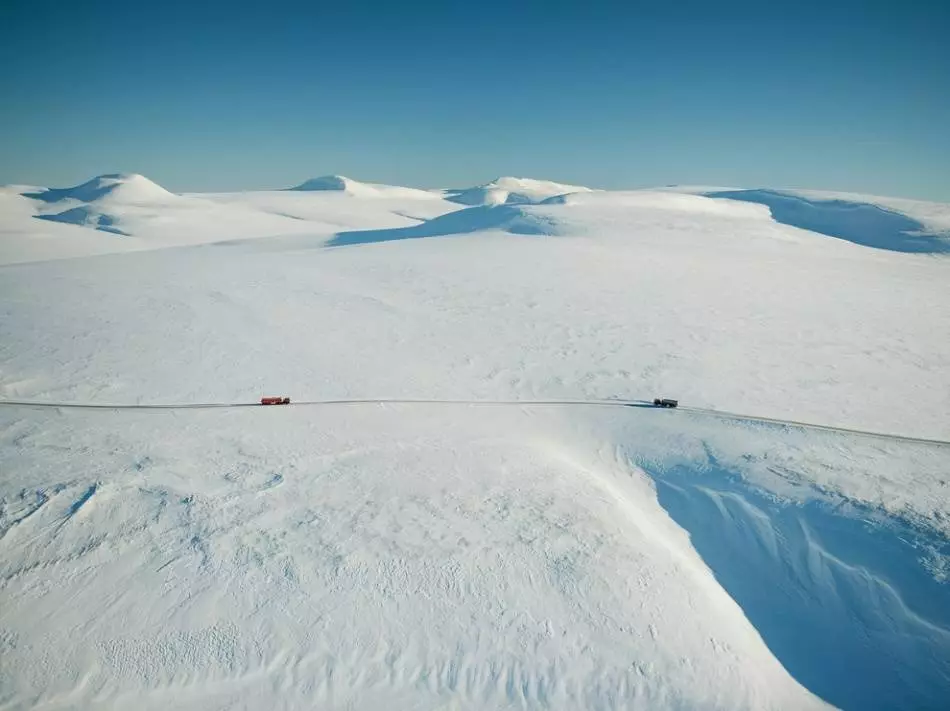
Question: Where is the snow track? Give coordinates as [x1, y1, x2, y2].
[1, 397, 947, 447]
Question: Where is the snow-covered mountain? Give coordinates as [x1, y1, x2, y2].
[23, 173, 178, 235]
[1, 171, 949, 710]
[28, 172, 174, 204]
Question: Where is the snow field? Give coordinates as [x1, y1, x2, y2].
[1, 171, 949, 709]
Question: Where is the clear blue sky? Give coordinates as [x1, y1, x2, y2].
[1, 0, 948, 199]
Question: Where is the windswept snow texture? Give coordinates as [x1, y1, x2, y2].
[705, 189, 950, 253]
[2, 172, 950, 710]
[650, 455, 950, 710]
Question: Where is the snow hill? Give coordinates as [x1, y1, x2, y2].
[27, 172, 174, 204]
[1, 172, 949, 710]
[289, 174, 444, 201]
[26, 173, 178, 236]
[445, 176, 593, 206]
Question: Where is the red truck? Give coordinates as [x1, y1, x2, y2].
[260, 397, 291, 405]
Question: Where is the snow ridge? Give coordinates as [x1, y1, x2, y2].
[446, 176, 592, 206]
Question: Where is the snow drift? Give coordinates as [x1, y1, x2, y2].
[706, 189, 950, 253]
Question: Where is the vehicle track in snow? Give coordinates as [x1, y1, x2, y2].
[1, 397, 947, 447]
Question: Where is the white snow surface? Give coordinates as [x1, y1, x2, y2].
[1, 173, 949, 710]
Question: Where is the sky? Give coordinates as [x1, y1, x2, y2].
[1, 0, 948, 199]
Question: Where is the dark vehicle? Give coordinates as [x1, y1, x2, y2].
[653, 398, 678, 408]
[261, 396, 291, 405]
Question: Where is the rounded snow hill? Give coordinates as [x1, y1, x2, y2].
[25, 173, 175, 205]
[447, 176, 593, 206]
[22, 174, 180, 238]
[288, 175, 441, 200]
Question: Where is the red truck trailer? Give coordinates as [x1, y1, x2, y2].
[260, 397, 291, 405]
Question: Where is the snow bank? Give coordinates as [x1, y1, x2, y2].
[562, 405, 950, 710]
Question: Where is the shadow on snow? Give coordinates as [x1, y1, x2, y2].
[639, 452, 950, 710]
[705, 189, 950, 254]
[327, 204, 556, 247]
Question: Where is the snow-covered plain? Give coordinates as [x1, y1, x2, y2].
[1, 173, 949, 710]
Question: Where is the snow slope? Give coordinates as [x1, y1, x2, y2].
[1, 174, 949, 710]
[0, 405, 842, 711]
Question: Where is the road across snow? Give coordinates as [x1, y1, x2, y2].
[1, 173, 949, 709]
